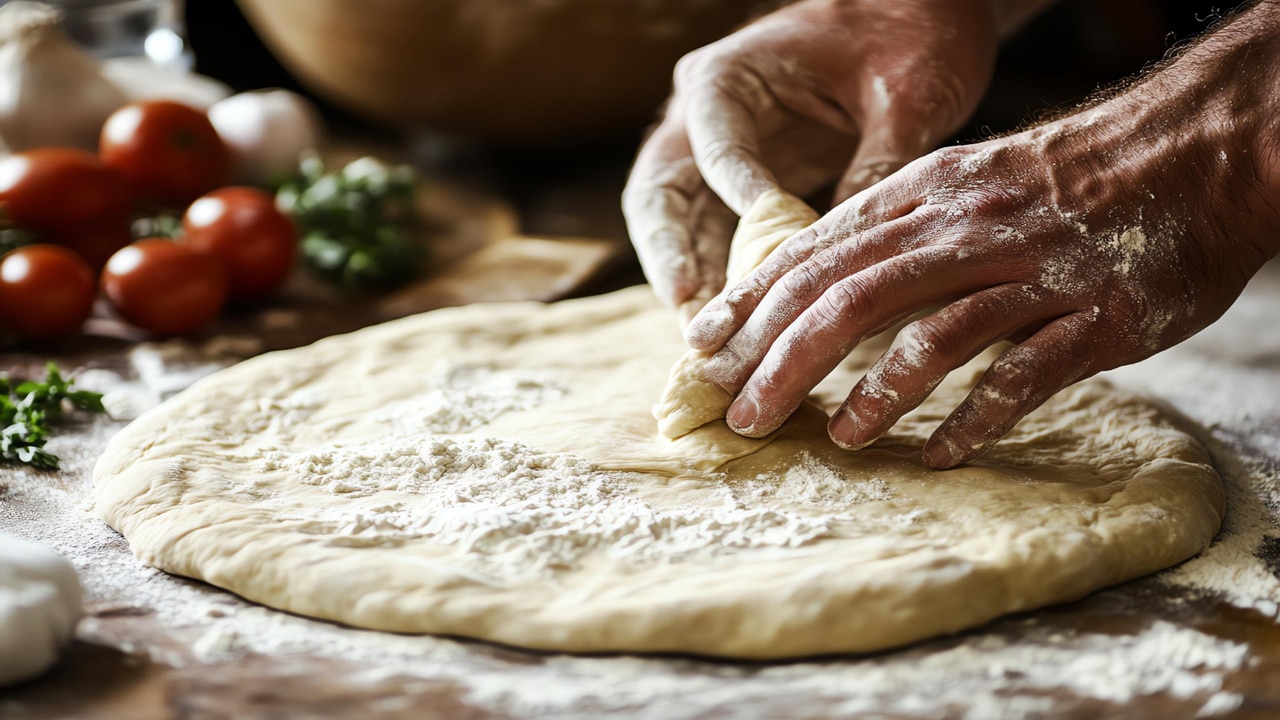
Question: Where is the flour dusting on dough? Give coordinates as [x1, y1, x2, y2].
[256, 439, 891, 579]
[370, 364, 567, 434]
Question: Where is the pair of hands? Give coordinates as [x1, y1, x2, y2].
[624, 0, 1280, 467]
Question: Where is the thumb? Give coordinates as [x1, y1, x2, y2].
[832, 117, 937, 204]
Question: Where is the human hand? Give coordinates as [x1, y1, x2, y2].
[683, 4, 1280, 468]
[622, 0, 1000, 321]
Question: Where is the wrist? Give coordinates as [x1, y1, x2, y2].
[1168, 0, 1280, 259]
[1086, 1, 1280, 262]
[1025, 23, 1280, 274]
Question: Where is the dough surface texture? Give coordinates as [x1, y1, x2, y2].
[0, 533, 83, 685]
[95, 281, 1224, 658]
[654, 189, 817, 438]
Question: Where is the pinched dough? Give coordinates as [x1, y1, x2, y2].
[654, 189, 818, 438]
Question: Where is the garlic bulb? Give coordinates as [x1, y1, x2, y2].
[102, 57, 230, 111]
[0, 2, 127, 152]
[208, 89, 324, 187]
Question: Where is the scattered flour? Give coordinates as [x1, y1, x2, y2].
[959, 146, 998, 173]
[370, 364, 566, 434]
[736, 451, 890, 507]
[74, 335, 266, 421]
[254, 441, 885, 578]
[5, 267, 1280, 717]
[1110, 226, 1149, 274]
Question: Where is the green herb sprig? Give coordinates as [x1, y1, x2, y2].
[0, 228, 39, 257]
[277, 155, 426, 292]
[0, 362, 105, 470]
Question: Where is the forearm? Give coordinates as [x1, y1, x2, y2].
[1143, 0, 1280, 258]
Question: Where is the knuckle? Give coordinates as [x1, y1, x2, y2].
[898, 317, 953, 366]
[1116, 291, 1154, 328]
[698, 138, 750, 173]
[621, 174, 669, 216]
[775, 226, 822, 262]
[927, 146, 970, 172]
[985, 350, 1046, 401]
[620, 182, 649, 220]
[723, 266, 771, 308]
[778, 262, 827, 302]
[959, 283, 1040, 325]
[706, 342, 751, 386]
[675, 47, 737, 92]
[893, 152, 938, 181]
[672, 51, 708, 89]
[899, 245, 951, 274]
[1094, 290, 1161, 348]
[811, 276, 871, 329]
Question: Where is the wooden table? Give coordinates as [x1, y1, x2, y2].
[2, 169, 1279, 718]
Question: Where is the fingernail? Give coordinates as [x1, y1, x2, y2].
[727, 394, 759, 432]
[923, 438, 955, 469]
[829, 410, 873, 450]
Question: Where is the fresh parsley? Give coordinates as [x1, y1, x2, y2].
[0, 362, 105, 470]
[277, 155, 426, 292]
[0, 228, 38, 257]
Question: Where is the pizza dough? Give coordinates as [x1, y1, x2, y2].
[0, 533, 83, 686]
[94, 268, 1224, 658]
[655, 189, 818, 438]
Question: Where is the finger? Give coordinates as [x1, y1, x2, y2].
[827, 283, 1069, 450]
[922, 310, 1103, 469]
[705, 205, 951, 389]
[684, 79, 781, 215]
[684, 223, 823, 351]
[723, 243, 1002, 438]
[834, 147, 969, 231]
[677, 190, 738, 323]
[832, 113, 936, 203]
[680, 194, 931, 353]
[622, 107, 705, 308]
[686, 155, 957, 353]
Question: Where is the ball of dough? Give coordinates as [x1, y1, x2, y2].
[0, 533, 83, 686]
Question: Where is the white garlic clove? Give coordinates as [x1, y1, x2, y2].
[0, 2, 128, 152]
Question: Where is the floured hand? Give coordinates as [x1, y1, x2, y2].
[685, 2, 1280, 468]
[622, 0, 1001, 321]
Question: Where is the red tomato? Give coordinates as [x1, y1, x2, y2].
[181, 187, 296, 301]
[0, 245, 96, 339]
[0, 149, 131, 238]
[99, 101, 230, 208]
[101, 239, 228, 335]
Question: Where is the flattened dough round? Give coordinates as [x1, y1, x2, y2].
[95, 289, 1223, 659]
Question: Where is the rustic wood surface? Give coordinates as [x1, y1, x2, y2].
[1, 163, 1279, 719]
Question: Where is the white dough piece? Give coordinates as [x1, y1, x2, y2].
[654, 189, 819, 439]
[94, 287, 1223, 658]
[0, 533, 83, 686]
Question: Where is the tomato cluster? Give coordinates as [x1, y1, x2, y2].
[0, 101, 297, 340]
